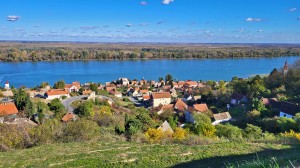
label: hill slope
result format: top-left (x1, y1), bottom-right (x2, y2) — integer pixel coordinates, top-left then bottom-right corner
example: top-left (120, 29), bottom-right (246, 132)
top-left (0, 141), bottom-right (299, 168)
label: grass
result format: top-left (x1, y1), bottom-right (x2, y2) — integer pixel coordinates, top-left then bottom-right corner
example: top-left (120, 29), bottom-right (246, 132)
top-left (0, 141), bottom-right (299, 168)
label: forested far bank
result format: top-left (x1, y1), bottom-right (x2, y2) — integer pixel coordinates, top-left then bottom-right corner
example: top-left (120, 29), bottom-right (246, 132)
top-left (1, 42), bottom-right (300, 62)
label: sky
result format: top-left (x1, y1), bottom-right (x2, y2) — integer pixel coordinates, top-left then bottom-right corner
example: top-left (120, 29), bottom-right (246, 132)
top-left (0, 0), bottom-right (300, 43)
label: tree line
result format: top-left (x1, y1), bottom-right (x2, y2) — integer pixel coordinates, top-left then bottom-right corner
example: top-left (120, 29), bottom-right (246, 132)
top-left (0, 42), bottom-right (300, 62)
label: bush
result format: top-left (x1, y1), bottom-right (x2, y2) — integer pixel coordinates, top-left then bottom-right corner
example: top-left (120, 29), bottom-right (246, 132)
top-left (145, 128), bottom-right (164, 143)
top-left (60, 119), bottom-right (100, 142)
top-left (173, 127), bottom-right (187, 141)
top-left (216, 124), bottom-right (243, 140)
top-left (244, 124), bottom-right (263, 139)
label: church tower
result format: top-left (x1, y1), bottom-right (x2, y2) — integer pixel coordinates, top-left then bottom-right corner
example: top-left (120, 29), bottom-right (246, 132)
top-left (283, 61), bottom-right (288, 76)
top-left (4, 80), bottom-right (10, 90)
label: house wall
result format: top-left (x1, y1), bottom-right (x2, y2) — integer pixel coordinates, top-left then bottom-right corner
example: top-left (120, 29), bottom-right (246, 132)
top-left (46, 94), bottom-right (70, 100)
top-left (152, 98), bottom-right (171, 107)
top-left (280, 112), bottom-right (294, 119)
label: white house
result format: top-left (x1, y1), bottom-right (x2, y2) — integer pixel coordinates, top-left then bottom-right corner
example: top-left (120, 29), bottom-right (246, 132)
top-left (212, 112), bottom-right (232, 125)
top-left (64, 82), bottom-right (81, 92)
top-left (231, 93), bottom-right (248, 105)
top-left (151, 92), bottom-right (171, 107)
top-left (45, 89), bottom-right (70, 100)
top-left (119, 78), bottom-right (129, 86)
top-left (279, 102), bottom-right (300, 118)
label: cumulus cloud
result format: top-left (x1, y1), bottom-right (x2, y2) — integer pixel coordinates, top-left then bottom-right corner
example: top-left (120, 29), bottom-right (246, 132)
top-left (126, 23), bottom-right (133, 27)
top-left (289, 8), bottom-right (297, 12)
top-left (80, 26), bottom-right (98, 30)
top-left (162, 0), bottom-right (174, 5)
top-left (157, 21), bottom-right (166, 24)
top-left (7, 15), bottom-right (20, 22)
top-left (140, 1), bottom-right (147, 5)
top-left (140, 22), bottom-right (148, 26)
top-left (245, 17), bottom-right (263, 22)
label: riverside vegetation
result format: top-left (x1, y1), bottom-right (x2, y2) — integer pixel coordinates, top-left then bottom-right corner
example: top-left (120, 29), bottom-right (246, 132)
top-left (0, 42), bottom-right (300, 61)
top-left (1, 60), bottom-right (300, 167)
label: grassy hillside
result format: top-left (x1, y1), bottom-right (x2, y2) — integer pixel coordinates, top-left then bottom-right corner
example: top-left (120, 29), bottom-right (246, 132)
top-left (0, 141), bottom-right (299, 168)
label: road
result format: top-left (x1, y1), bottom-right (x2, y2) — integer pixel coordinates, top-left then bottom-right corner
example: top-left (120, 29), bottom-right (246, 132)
top-left (62, 95), bottom-right (114, 113)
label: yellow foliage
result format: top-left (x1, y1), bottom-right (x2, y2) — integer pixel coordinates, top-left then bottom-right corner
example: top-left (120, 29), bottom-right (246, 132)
top-left (95, 106), bottom-right (112, 117)
top-left (173, 127), bottom-right (187, 141)
top-left (280, 130), bottom-right (300, 140)
top-left (145, 128), bottom-right (164, 143)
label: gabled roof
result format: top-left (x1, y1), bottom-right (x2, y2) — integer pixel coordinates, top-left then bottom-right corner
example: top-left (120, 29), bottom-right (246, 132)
top-left (193, 103), bottom-right (209, 112)
top-left (46, 89), bottom-right (69, 96)
top-left (158, 120), bottom-right (174, 133)
top-left (0, 102), bottom-right (18, 116)
top-left (143, 95), bottom-right (151, 100)
top-left (62, 113), bottom-right (77, 122)
top-left (280, 102), bottom-right (300, 116)
top-left (160, 104), bottom-right (174, 111)
top-left (174, 99), bottom-right (187, 111)
top-left (213, 112), bottom-right (232, 121)
top-left (152, 92), bottom-right (171, 99)
top-left (231, 93), bottom-right (246, 101)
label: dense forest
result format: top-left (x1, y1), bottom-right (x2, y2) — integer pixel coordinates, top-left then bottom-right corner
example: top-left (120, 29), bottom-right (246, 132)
top-left (0, 42), bottom-right (300, 62)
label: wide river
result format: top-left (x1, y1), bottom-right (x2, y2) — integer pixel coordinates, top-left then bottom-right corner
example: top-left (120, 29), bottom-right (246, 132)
top-left (0, 56), bottom-right (299, 88)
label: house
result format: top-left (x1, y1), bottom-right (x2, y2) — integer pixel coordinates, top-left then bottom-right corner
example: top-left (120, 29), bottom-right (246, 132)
top-left (174, 99), bottom-right (188, 112)
top-left (0, 102), bottom-right (18, 123)
top-left (45, 89), bottom-right (70, 100)
top-left (26, 90), bottom-right (40, 98)
top-left (139, 90), bottom-right (150, 96)
top-left (212, 112), bottom-right (232, 125)
top-left (231, 93), bottom-right (248, 105)
top-left (119, 78), bottom-right (129, 86)
top-left (279, 102), bottom-right (300, 118)
top-left (109, 89), bottom-right (122, 98)
top-left (193, 95), bottom-right (201, 101)
top-left (62, 113), bottom-right (77, 122)
top-left (64, 82), bottom-right (81, 92)
top-left (182, 94), bottom-right (193, 102)
top-left (151, 92), bottom-right (172, 107)
top-left (193, 103), bottom-right (209, 113)
top-left (158, 120), bottom-right (174, 133)
top-left (132, 88), bottom-right (140, 97)
top-left (82, 90), bottom-right (93, 95)
top-left (143, 95), bottom-right (151, 102)
top-left (170, 88), bottom-right (177, 98)
top-left (158, 104), bottom-right (174, 115)
top-left (106, 86), bottom-right (116, 92)
top-left (185, 80), bottom-right (198, 88)
top-left (261, 98), bottom-right (280, 108)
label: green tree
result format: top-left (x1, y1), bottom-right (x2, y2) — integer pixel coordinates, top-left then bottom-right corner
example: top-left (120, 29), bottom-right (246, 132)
top-left (14, 88), bottom-right (30, 111)
top-left (76, 101), bottom-right (94, 117)
top-left (244, 124), bottom-right (263, 139)
top-left (216, 124), bottom-right (243, 139)
top-left (251, 98), bottom-right (266, 112)
top-left (53, 80), bottom-right (65, 89)
top-left (48, 98), bottom-right (65, 116)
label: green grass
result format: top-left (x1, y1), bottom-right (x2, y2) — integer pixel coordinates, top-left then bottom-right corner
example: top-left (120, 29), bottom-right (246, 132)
top-left (0, 141), bottom-right (299, 168)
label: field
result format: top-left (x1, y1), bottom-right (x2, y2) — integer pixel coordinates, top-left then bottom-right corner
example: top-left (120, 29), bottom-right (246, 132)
top-left (0, 141), bottom-right (299, 168)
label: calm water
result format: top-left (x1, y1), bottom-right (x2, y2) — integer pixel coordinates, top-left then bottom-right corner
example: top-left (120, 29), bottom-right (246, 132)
top-left (0, 57), bottom-right (299, 88)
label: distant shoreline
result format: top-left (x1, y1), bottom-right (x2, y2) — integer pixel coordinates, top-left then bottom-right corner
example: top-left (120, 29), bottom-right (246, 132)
top-left (0, 42), bottom-right (300, 62)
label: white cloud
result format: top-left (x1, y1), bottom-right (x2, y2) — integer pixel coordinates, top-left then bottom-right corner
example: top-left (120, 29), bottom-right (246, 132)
top-left (140, 23), bottom-right (148, 26)
top-left (7, 15), bottom-right (20, 22)
top-left (289, 8), bottom-right (297, 12)
top-left (157, 21), bottom-right (166, 24)
top-left (126, 23), bottom-right (133, 27)
top-left (140, 1), bottom-right (147, 5)
top-left (245, 17), bottom-right (263, 22)
top-left (257, 30), bottom-right (263, 33)
top-left (80, 26), bottom-right (98, 30)
top-left (162, 0), bottom-right (174, 5)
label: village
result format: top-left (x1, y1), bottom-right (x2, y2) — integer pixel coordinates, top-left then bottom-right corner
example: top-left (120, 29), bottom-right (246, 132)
top-left (1, 61), bottom-right (299, 134)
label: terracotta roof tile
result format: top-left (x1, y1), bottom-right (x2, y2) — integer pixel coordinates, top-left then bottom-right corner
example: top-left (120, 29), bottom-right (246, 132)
top-left (46, 89), bottom-right (69, 96)
top-left (174, 99), bottom-right (187, 111)
top-left (152, 92), bottom-right (171, 99)
top-left (193, 104), bottom-right (209, 112)
top-left (213, 112), bottom-right (231, 121)
top-left (0, 102), bottom-right (18, 116)
top-left (62, 113), bottom-right (76, 122)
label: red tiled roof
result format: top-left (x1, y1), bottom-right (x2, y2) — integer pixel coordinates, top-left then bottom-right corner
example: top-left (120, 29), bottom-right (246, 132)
top-left (140, 90), bottom-right (149, 94)
top-left (174, 99), bottom-right (187, 111)
top-left (143, 95), bottom-right (151, 100)
top-left (106, 86), bottom-right (116, 92)
top-left (46, 89), bottom-right (69, 96)
top-left (213, 112), bottom-right (231, 121)
top-left (185, 81), bottom-right (198, 86)
top-left (0, 102), bottom-right (18, 116)
top-left (82, 90), bottom-right (92, 95)
top-left (62, 113), bottom-right (76, 122)
top-left (193, 104), bottom-right (209, 112)
top-left (152, 92), bottom-right (171, 99)
top-left (161, 104), bottom-right (174, 111)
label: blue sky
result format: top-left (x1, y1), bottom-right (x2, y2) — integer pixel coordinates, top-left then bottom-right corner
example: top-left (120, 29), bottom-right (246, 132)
top-left (0, 0), bottom-right (299, 43)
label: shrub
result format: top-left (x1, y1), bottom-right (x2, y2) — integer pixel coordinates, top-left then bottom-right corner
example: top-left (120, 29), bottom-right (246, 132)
top-left (193, 123), bottom-right (216, 138)
top-left (75, 101), bottom-right (94, 117)
top-left (244, 124), bottom-right (263, 139)
top-left (173, 127), bottom-right (187, 141)
top-left (279, 130), bottom-right (300, 144)
top-left (145, 128), bottom-right (164, 143)
top-left (216, 124), bottom-right (243, 140)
